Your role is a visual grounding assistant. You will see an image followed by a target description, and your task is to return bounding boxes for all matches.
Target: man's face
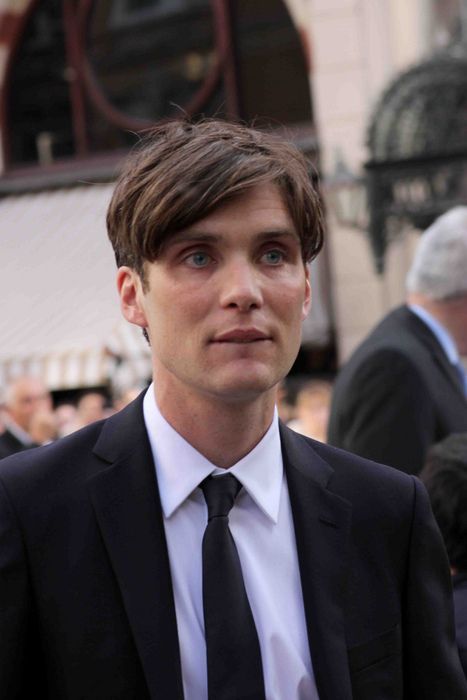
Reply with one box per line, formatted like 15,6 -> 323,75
7,378 -> 52,432
118,183 -> 311,406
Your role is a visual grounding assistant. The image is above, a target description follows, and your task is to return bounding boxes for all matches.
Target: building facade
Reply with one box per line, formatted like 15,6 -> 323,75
0,0 -> 464,393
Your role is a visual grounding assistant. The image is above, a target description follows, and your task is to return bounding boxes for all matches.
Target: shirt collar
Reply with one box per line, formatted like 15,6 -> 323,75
408,304 -> 460,364
143,384 -> 282,523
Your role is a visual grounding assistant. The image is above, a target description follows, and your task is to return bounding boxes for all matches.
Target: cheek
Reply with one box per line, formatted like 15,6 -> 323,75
148,298 -> 203,346
274,281 -> 308,319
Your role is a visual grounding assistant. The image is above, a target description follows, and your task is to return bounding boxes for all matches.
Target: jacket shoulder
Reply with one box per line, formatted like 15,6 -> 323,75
0,420 -> 106,495
283,423 -> 415,497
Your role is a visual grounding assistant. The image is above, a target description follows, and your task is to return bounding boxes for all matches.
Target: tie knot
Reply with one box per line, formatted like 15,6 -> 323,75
200,474 -> 242,520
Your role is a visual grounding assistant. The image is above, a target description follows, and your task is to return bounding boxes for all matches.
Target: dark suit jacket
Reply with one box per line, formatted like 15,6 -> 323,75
327,305 -> 467,474
0,393 -> 466,699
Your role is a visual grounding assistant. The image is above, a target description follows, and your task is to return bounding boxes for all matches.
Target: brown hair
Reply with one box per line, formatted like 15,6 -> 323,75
107,119 -> 324,283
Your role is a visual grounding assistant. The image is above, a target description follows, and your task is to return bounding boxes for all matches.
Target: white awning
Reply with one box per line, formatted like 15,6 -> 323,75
0,185 -> 151,391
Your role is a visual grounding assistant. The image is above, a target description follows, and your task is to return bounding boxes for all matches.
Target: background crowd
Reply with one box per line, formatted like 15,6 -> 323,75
0,377 -> 144,458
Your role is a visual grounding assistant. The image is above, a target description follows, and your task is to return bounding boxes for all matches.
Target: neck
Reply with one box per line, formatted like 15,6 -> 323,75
152,381 -> 277,469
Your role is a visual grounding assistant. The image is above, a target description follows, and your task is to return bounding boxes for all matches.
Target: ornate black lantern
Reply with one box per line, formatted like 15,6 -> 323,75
365,43 -> 467,272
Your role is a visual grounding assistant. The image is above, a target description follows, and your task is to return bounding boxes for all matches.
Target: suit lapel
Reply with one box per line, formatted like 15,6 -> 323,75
280,423 -> 353,700
85,398 -> 354,699
405,307 -> 466,400
87,396 -> 184,700
428,337 -> 466,399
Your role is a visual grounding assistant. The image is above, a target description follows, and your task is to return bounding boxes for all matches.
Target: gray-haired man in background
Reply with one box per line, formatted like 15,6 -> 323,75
0,376 -> 52,458
328,206 -> 467,474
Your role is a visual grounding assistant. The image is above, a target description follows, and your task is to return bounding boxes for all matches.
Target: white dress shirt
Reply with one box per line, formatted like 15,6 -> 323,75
143,385 -> 319,700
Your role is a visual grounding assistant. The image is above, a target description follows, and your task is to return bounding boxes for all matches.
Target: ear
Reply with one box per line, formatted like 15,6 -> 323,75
302,264 -> 312,320
116,266 -> 148,328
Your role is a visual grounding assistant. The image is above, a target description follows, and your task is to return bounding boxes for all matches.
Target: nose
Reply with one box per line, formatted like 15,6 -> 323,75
219,260 -> 263,311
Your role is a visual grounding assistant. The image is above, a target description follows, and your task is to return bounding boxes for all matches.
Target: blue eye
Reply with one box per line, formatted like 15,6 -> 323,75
186,252 -> 211,267
263,250 -> 284,265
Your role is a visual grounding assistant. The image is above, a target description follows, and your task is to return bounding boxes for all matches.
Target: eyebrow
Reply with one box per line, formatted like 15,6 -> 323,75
168,228 -> 300,246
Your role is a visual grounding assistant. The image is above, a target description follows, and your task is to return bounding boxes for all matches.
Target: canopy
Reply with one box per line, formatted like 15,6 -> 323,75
0,184 -> 151,391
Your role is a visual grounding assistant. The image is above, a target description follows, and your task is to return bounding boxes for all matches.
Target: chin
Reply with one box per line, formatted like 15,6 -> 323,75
207,367 -> 284,403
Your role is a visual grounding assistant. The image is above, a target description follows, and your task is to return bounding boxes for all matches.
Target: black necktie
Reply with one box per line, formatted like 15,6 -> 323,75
200,474 -> 266,700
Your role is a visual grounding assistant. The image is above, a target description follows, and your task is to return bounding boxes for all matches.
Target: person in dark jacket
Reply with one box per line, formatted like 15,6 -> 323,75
420,433 -> 467,677
328,207 -> 467,474
0,375 -> 51,458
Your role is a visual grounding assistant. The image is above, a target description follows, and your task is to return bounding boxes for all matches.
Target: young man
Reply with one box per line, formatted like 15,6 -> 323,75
0,120 -> 466,699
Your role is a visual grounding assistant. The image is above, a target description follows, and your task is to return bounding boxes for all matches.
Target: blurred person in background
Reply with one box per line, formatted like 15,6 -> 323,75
113,386 -> 145,412
420,433 -> 467,678
70,391 -> 107,431
54,403 -> 78,438
0,375 -> 52,458
288,379 -> 332,442
29,410 -> 58,446
328,207 -> 467,474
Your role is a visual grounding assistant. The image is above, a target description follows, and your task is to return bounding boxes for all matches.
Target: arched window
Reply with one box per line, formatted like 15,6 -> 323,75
5,0 -> 313,170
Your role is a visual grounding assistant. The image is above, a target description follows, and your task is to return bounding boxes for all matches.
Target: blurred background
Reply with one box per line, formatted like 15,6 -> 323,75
0,0 -> 465,410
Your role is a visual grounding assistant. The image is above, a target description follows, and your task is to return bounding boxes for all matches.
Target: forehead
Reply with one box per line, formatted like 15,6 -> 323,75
8,381 -> 47,405
167,183 -> 297,245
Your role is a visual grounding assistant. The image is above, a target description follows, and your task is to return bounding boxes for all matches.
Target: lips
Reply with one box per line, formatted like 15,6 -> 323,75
212,328 -> 271,343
